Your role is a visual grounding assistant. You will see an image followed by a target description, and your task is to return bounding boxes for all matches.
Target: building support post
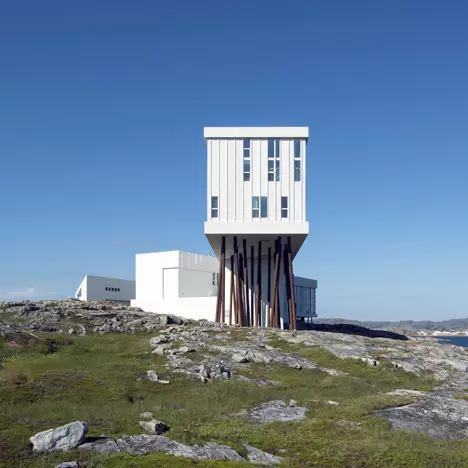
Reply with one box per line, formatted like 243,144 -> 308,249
229,255 -> 234,326
283,242 -> 292,329
250,245 -> 254,326
215,236 -> 225,323
243,239 -> 250,327
256,241 -> 262,326
267,247 -> 272,327
220,236 -> 226,324
233,236 -> 243,326
287,236 -> 297,330
271,237 -> 280,328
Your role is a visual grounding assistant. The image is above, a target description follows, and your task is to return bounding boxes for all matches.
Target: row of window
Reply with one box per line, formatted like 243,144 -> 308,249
105,287 -> 121,292
243,138 -> 301,182
211,196 -> 288,219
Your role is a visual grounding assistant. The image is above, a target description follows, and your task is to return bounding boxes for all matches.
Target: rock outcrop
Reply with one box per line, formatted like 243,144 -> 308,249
30,421 -> 88,452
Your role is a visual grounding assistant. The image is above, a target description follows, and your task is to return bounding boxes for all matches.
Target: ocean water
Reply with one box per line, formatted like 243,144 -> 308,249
434,336 -> 468,347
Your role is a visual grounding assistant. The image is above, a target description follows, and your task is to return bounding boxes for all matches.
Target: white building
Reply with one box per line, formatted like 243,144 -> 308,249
130,250 -> 317,323
204,127 -> 312,328
75,275 -> 136,303
78,126 -> 318,327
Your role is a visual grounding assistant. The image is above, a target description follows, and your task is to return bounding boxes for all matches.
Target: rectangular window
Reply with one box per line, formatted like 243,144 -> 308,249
294,159 -> 301,182
243,138 -> 251,158
281,196 -> 288,218
243,159 -> 250,181
294,139 -> 301,159
268,139 -> 280,181
261,196 -> 268,218
252,196 -> 259,218
268,159 -> 274,181
211,196 -> 218,218
243,139 -> 251,181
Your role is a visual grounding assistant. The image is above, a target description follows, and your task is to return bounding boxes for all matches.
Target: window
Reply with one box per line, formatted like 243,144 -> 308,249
268,139 -> 280,181
243,159 -> 250,181
294,159 -> 301,182
252,196 -> 259,218
212,273 -> 216,286
105,287 -> 108,291
261,196 -> 268,218
211,196 -> 218,218
294,139 -> 301,159
243,138 -> 251,158
294,139 -> 301,181
281,196 -> 288,218
243,139 -> 251,181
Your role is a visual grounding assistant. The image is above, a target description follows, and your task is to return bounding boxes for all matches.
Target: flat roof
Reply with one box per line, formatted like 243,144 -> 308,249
204,127 -> 309,139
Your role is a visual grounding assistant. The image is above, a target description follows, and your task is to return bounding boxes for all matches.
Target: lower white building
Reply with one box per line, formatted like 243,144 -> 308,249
75,275 -> 136,303
130,250 -> 317,325
75,251 -> 317,326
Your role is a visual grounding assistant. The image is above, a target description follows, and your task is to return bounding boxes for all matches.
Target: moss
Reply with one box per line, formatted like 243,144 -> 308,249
0,331 -> 467,467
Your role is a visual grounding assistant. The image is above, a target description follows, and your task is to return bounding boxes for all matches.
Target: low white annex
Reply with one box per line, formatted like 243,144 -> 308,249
75,275 -> 136,303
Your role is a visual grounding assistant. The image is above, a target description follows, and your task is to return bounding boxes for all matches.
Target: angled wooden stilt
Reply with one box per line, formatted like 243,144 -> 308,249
267,247 -> 272,327
287,236 -> 297,330
250,245 -> 254,326
243,239 -> 250,327
256,241 -> 262,326
229,255 -> 234,326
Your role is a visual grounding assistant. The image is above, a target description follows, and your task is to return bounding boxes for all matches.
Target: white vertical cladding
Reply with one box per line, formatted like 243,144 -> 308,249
281,139 -> 291,222
207,140 -> 211,221
294,139 -> 303,221
251,139 -> 261,222
211,139 -> 219,221
243,138 -> 252,222
302,139 -> 307,221
259,139 -> 269,220
235,139 -> 244,221
219,139 -> 228,222
227,139 -> 236,222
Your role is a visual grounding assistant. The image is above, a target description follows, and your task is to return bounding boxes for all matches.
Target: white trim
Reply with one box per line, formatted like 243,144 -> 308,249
204,127 -> 309,139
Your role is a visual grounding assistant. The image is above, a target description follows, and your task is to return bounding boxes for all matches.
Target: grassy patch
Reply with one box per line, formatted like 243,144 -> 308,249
0,331 -> 466,467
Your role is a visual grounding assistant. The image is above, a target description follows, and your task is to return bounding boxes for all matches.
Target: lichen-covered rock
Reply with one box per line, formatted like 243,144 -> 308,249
243,443 -> 283,465
247,400 -> 307,424
30,421 -> 88,452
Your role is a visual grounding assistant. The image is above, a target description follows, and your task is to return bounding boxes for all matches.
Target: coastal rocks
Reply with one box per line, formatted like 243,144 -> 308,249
376,376 -> 468,440
247,400 -> 307,424
243,443 -> 283,465
139,420 -> 169,435
30,421 -> 88,452
55,462 -> 80,468
145,370 -> 159,382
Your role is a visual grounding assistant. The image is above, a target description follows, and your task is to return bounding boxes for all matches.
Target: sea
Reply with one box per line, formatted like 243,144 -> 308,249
433,336 -> 468,347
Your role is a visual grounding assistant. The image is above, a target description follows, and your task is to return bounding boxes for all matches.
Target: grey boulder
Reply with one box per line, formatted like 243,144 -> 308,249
30,421 -> 88,452
244,443 -> 283,465
55,463 -> 80,468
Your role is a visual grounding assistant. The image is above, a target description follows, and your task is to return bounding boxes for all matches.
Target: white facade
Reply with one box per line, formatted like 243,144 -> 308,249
130,251 -> 221,321
130,250 -> 317,322
204,127 -> 312,328
75,275 -> 136,303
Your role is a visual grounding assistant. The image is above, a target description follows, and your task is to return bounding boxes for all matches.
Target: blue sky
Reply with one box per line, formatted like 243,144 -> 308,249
1,1 -> 467,321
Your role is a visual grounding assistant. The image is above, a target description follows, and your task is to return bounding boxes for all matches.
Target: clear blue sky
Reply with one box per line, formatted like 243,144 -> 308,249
1,1 -> 467,321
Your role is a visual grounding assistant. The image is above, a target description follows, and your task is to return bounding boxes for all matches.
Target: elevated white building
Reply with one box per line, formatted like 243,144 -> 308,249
75,275 -> 136,303
204,127 -> 311,328
77,127 -> 317,327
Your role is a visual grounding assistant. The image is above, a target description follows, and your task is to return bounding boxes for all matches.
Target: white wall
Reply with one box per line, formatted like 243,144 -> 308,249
206,129 -> 307,225
75,275 -> 136,302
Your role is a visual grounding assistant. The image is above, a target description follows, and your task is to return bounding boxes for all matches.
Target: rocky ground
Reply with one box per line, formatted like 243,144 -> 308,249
2,300 -> 468,467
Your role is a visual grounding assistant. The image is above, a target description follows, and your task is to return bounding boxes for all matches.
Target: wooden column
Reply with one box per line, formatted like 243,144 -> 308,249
275,237 -> 282,328
271,237 -> 280,328
243,239 -> 250,327
256,241 -> 262,326
229,255 -> 234,325
287,236 -> 297,330
283,242 -> 292,329
233,237 -> 242,325
220,236 -> 226,324
239,253 -> 245,325
250,245 -> 254,326
267,247 -> 272,327
215,236 -> 226,322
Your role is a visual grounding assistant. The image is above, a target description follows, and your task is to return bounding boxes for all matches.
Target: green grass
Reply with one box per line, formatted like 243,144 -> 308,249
0,331 -> 467,467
